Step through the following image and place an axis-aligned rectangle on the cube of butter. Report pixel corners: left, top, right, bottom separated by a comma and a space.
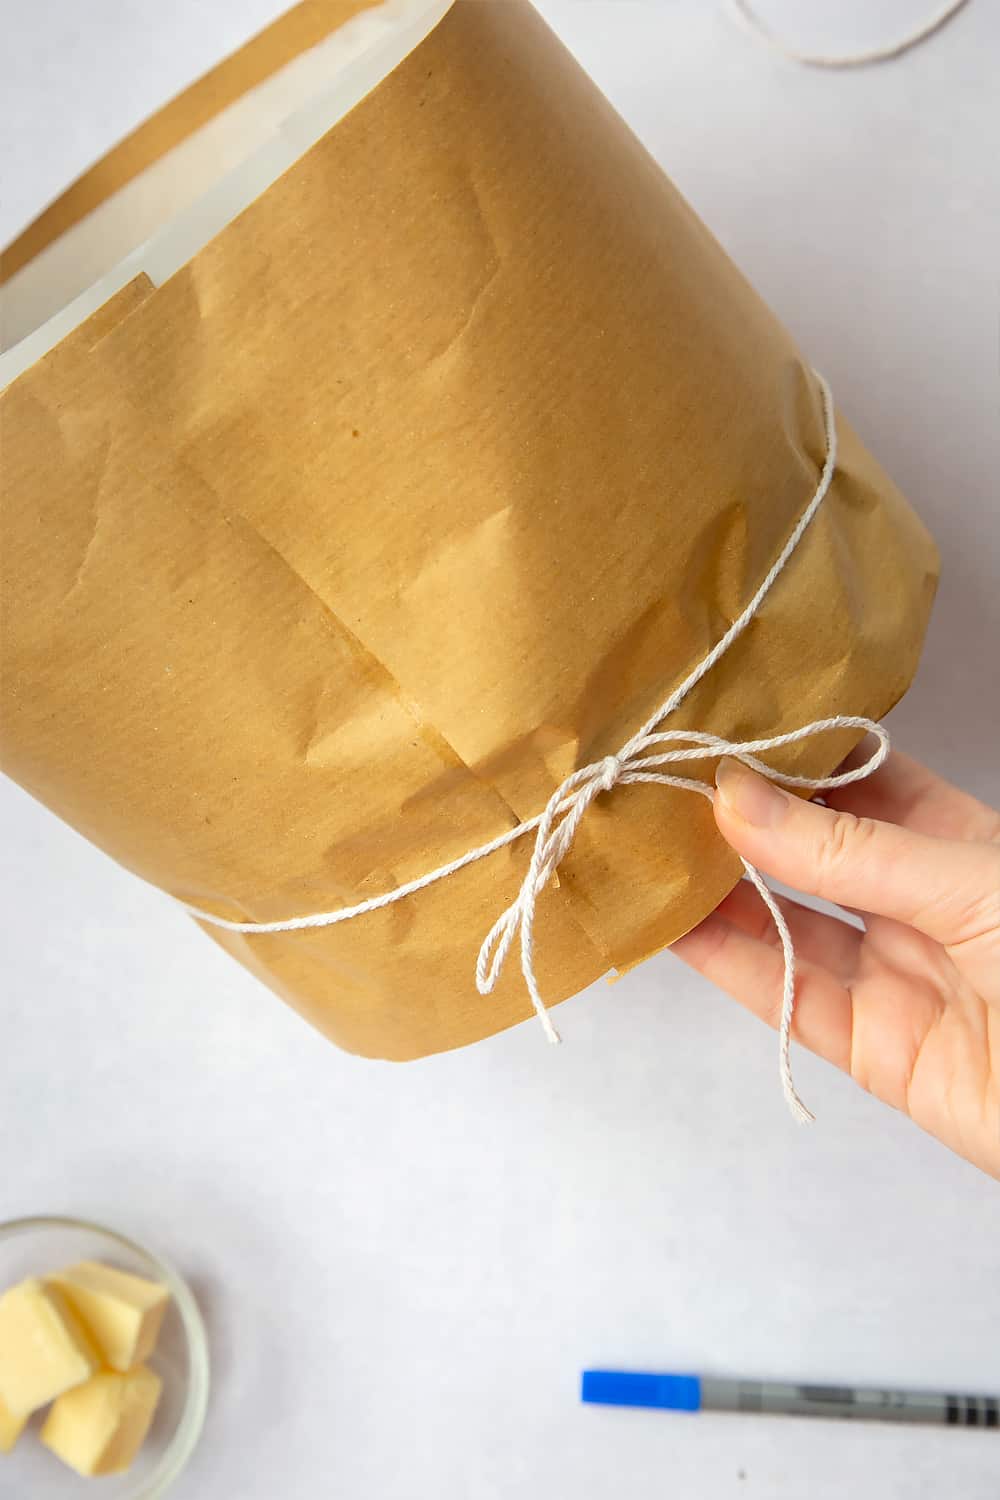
41, 1366, 162, 1477
0, 1278, 97, 1416
48, 1261, 169, 1373
0, 1392, 28, 1455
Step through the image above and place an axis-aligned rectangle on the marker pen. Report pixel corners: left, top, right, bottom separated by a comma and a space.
581, 1371, 1000, 1428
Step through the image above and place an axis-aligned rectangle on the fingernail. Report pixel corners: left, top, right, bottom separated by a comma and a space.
715, 757, 790, 827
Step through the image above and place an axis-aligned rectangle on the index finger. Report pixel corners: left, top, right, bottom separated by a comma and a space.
826, 748, 1000, 844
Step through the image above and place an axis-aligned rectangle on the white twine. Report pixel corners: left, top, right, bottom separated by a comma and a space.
475, 717, 889, 1124
729, 0, 971, 70
184, 369, 890, 1121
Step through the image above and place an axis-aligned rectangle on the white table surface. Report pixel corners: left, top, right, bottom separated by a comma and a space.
2, 2, 998, 1497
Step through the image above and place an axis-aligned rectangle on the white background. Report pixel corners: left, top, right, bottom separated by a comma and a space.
2, 2, 999, 1496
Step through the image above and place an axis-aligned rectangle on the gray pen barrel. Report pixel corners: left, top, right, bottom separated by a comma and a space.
699, 1379, 999, 1427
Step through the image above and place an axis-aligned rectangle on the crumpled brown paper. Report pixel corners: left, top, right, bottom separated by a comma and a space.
0, 0, 938, 1059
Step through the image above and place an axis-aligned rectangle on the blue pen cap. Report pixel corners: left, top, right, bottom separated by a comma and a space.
581, 1371, 702, 1412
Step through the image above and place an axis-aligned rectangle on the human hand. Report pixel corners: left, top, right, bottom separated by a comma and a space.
672, 748, 1000, 1178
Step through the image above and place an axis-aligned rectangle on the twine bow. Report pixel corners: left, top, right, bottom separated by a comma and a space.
476, 718, 890, 1122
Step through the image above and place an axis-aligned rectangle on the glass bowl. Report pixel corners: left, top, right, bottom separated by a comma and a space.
0, 1216, 208, 1497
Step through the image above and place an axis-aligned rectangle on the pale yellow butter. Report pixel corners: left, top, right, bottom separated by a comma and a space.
41, 1366, 162, 1477
48, 1261, 169, 1373
0, 1278, 97, 1417
0, 1392, 28, 1454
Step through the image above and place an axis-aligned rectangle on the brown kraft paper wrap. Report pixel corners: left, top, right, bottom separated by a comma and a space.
0, 0, 938, 1059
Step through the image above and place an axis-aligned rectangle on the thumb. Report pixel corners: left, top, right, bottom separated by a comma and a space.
713, 757, 1000, 954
